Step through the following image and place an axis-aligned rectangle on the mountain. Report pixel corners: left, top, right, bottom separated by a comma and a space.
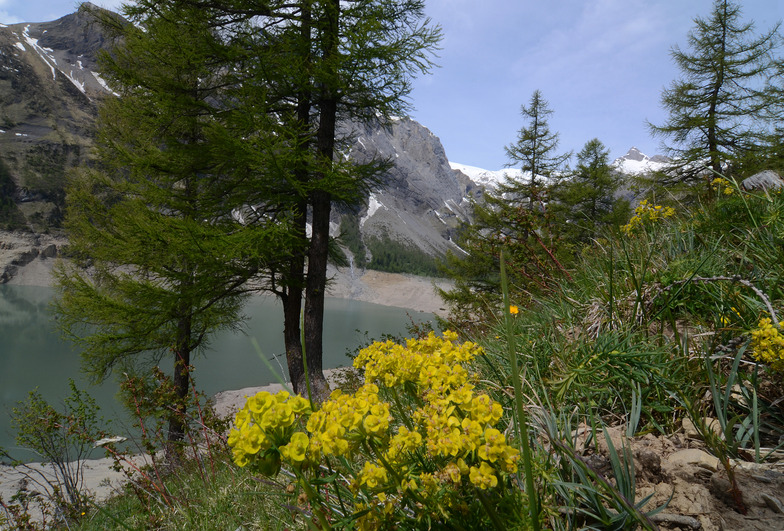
0, 6, 670, 280
0, 3, 119, 229
0, 5, 477, 277
339, 118, 478, 262
448, 163, 526, 189
612, 146, 671, 175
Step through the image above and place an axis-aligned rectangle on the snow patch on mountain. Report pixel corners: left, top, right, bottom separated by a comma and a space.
449, 162, 527, 189
361, 194, 387, 227
612, 147, 670, 175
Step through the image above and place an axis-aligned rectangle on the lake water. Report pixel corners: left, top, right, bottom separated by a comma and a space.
0, 284, 437, 460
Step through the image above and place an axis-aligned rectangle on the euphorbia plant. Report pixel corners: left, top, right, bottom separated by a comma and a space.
228, 331, 527, 529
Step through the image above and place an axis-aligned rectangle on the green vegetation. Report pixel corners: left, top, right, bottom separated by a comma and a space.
649, 0, 784, 182
440, 89, 575, 326
4, 1, 784, 530
339, 213, 368, 269
551, 138, 630, 247
3, 184, 775, 530
1, 381, 110, 528
54, 0, 439, 453
366, 232, 442, 277
54, 2, 295, 450
0, 159, 25, 230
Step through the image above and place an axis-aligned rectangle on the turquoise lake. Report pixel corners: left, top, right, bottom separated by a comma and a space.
0, 284, 436, 460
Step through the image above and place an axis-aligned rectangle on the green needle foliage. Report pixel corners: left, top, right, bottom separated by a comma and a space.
551, 138, 630, 248
440, 90, 573, 326
54, 2, 297, 448
649, 0, 784, 183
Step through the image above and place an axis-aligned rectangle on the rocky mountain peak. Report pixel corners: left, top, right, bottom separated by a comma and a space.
620, 146, 648, 162
0, 6, 121, 230
613, 147, 670, 175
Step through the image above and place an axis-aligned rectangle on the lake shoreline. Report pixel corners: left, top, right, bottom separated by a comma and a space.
1, 229, 451, 317
0, 369, 351, 519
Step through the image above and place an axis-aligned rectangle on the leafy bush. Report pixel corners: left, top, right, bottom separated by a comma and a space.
1, 380, 109, 527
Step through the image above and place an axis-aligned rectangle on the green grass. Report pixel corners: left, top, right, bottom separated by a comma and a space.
75, 447, 300, 530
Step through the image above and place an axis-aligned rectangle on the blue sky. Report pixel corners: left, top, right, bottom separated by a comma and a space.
2, 0, 781, 169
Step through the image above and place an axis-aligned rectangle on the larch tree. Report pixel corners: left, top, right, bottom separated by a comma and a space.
649, 0, 783, 182
551, 138, 629, 247
504, 89, 570, 191
53, 3, 297, 448
58, 0, 441, 408
440, 90, 571, 325
178, 0, 440, 397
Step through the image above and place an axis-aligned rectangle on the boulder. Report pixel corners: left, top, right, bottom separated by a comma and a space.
10, 248, 39, 266
742, 170, 784, 191
40, 244, 58, 259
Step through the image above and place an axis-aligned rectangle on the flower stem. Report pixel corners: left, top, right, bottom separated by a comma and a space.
500, 249, 540, 531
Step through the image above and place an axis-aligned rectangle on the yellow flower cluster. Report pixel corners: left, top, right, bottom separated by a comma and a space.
750, 318, 784, 372
353, 330, 481, 389
228, 332, 520, 527
711, 177, 735, 196
621, 199, 676, 235
352, 332, 519, 492
306, 383, 391, 459
228, 391, 311, 468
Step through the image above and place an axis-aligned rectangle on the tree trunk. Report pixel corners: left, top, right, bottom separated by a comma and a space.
167, 314, 192, 462
301, 0, 339, 402
284, 2, 312, 395
303, 192, 331, 401
283, 204, 307, 392
709, 1, 728, 176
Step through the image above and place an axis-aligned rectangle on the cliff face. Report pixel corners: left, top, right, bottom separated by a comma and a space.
0, 5, 118, 228
341, 117, 476, 258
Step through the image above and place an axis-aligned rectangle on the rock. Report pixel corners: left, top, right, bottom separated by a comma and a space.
682, 417, 722, 440
635, 448, 662, 479
11, 248, 39, 266
742, 170, 784, 191
762, 493, 784, 514
0, 264, 17, 283
709, 474, 736, 506
667, 449, 720, 472
40, 244, 58, 259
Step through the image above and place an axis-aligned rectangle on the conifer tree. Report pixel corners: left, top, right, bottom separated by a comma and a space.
504, 90, 570, 190
58, 0, 440, 408
54, 3, 296, 446
650, 0, 783, 182
441, 90, 571, 324
198, 0, 440, 397
552, 138, 629, 246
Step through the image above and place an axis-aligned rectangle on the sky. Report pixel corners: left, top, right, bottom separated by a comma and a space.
2, 0, 782, 169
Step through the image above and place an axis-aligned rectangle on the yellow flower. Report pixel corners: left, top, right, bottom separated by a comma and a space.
469, 462, 498, 489
444, 462, 462, 484
280, 432, 309, 463
359, 462, 388, 489
751, 318, 784, 372
509, 305, 519, 315
621, 199, 676, 235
